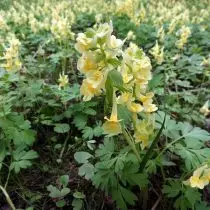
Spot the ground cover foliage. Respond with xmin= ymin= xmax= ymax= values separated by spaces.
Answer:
xmin=0 ymin=0 xmax=210 ymax=209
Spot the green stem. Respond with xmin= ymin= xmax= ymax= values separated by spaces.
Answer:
xmin=0 ymin=185 xmax=16 ymax=210
xmin=122 ymin=128 xmax=141 ymax=163
xmin=139 ymin=113 xmax=166 ymax=172
xmin=155 ymin=135 xmax=185 ymax=161
xmin=59 ymin=132 xmax=70 ymax=160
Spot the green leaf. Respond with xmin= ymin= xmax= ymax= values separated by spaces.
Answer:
xmin=73 ymin=114 xmax=88 ymax=130
xmin=13 ymin=129 xmax=36 ymax=146
xmin=107 ymin=69 xmax=127 ymax=92
xmin=82 ymin=127 xmax=94 ymax=139
xmin=59 ymin=175 xmax=69 ymax=187
xmin=74 ymin=152 xmax=92 ymax=164
xmin=115 ymin=158 xmax=124 ymax=173
xmin=93 ymin=126 xmax=103 ymax=137
xmin=73 ymin=191 xmax=86 ymax=199
xmin=84 ymin=108 xmax=96 ymax=115
xmin=0 ymin=140 xmax=6 ymax=170
xmin=129 ymin=173 xmax=148 ymax=188
xmin=72 ymin=198 xmax=83 ymax=210
xmin=10 ymin=160 xmax=32 ymax=173
xmin=78 ymin=163 xmax=95 ymax=180
xmin=22 ymin=150 xmax=38 ymax=160
xmin=54 ymin=123 xmax=70 ymax=133
xmin=56 ymin=200 xmax=66 ymax=208
xmin=174 ymin=144 xmax=210 ymax=171
xmin=95 ymin=138 xmax=115 ymax=160
xmin=163 ymin=180 xmax=182 ymax=198
xmin=60 ymin=187 xmax=70 ymax=197
xmin=174 ymin=195 xmax=191 ymax=210
xmin=47 ymin=185 xmax=61 ymax=198
xmin=120 ymin=186 xmax=137 ymax=205
xmin=112 ymin=188 xmax=127 ymax=210
xmin=185 ymin=188 xmax=201 ymax=207
xmin=107 ymin=58 xmax=121 ymax=67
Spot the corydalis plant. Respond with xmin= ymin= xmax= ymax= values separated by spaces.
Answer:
xmin=75 ymin=21 xmax=158 ymax=153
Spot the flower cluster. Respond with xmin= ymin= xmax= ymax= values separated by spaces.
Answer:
xmin=149 ymin=41 xmax=164 ymax=65
xmin=51 ymin=11 xmax=74 ymax=41
xmin=0 ymin=36 xmax=22 ymax=72
xmin=184 ymin=165 xmax=210 ymax=189
xmin=176 ymin=26 xmax=191 ymax=49
xmin=75 ymin=22 xmax=157 ymax=148
xmin=58 ymin=73 xmax=69 ymax=89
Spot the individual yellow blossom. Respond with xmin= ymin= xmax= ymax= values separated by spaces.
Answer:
xmin=117 ymin=92 xmax=133 ymax=104
xmin=107 ymin=35 xmax=123 ymax=50
xmin=80 ymin=79 xmax=101 ymax=101
xmin=106 ymin=35 xmax=124 ymax=58
xmin=200 ymin=100 xmax=210 ymax=116
xmin=86 ymin=70 xmax=104 ymax=88
xmin=139 ymin=92 xmax=154 ymax=102
xmin=127 ymin=31 xmax=136 ymax=40
xmin=134 ymin=131 xmax=149 ymax=150
xmin=143 ymin=99 xmax=158 ymax=113
xmin=185 ymin=165 xmax=210 ymax=189
xmin=95 ymin=21 xmax=113 ymax=43
xmin=77 ymin=51 xmax=98 ymax=74
xmin=127 ymin=102 xmax=144 ymax=113
xmin=139 ymin=93 xmax=158 ymax=113
xmin=149 ymin=41 xmax=164 ymax=65
xmin=121 ymin=64 xmax=133 ymax=84
xmin=75 ymin=33 xmax=96 ymax=53
xmin=58 ymin=73 xmax=69 ymax=88
xmin=103 ymin=92 xmax=122 ymax=136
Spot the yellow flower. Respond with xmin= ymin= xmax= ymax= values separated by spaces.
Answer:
xmin=77 ymin=51 xmax=98 ymax=74
xmin=1 ymin=37 xmax=22 ymax=71
xmin=121 ymin=64 xmax=133 ymax=84
xmin=127 ymin=31 xmax=136 ymax=40
xmin=143 ymin=99 xmax=158 ymax=113
xmin=134 ymin=131 xmax=149 ymax=150
xmin=157 ymin=26 xmax=165 ymax=42
xmin=80 ymin=79 xmax=101 ymax=101
xmin=117 ymin=92 xmax=132 ymax=104
xmin=133 ymin=57 xmax=152 ymax=81
xmin=86 ymin=70 xmax=104 ymax=88
xmin=189 ymin=165 xmax=209 ymax=189
xmin=58 ymin=73 xmax=69 ymax=88
xmin=134 ymin=119 xmax=150 ymax=149
xmin=107 ymin=35 xmax=123 ymax=49
xmin=200 ymin=100 xmax=210 ymax=116
xmin=138 ymin=92 xmax=158 ymax=113
xmin=176 ymin=26 xmax=191 ymax=49
xmin=95 ymin=14 xmax=103 ymax=23
xmin=96 ymin=21 xmax=113 ymax=43
xmin=149 ymin=41 xmax=164 ymax=65
xmin=139 ymin=92 xmax=154 ymax=102
xmin=201 ymin=57 xmax=210 ymax=67
xmin=103 ymin=92 xmax=122 ymax=136
xmin=127 ymin=102 xmax=144 ymax=113
xmin=75 ymin=33 xmax=96 ymax=53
